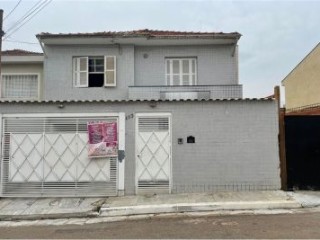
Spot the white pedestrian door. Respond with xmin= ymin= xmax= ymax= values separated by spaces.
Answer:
xmin=135 ymin=113 xmax=171 ymax=194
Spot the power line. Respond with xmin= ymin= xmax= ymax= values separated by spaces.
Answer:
xmin=4 ymin=0 xmax=52 ymax=40
xmin=3 ymin=39 xmax=39 ymax=45
xmin=5 ymin=0 xmax=44 ymax=33
xmin=5 ymin=0 xmax=52 ymax=39
xmin=4 ymin=0 xmax=48 ymax=37
xmin=3 ymin=0 xmax=23 ymax=21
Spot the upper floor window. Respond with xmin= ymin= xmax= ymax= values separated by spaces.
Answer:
xmin=1 ymin=74 xmax=39 ymax=99
xmin=166 ymin=58 xmax=197 ymax=86
xmin=73 ymin=56 xmax=116 ymax=88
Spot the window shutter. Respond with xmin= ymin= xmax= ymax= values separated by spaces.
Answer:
xmin=73 ymin=57 xmax=88 ymax=87
xmin=104 ymin=56 xmax=116 ymax=87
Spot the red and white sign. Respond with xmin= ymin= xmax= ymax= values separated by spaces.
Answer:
xmin=87 ymin=121 xmax=118 ymax=158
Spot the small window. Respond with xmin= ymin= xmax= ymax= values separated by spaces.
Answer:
xmin=73 ymin=56 xmax=116 ymax=88
xmin=88 ymin=57 xmax=104 ymax=87
xmin=1 ymin=74 xmax=39 ymax=99
xmin=187 ymin=136 xmax=195 ymax=143
xmin=166 ymin=58 xmax=197 ymax=86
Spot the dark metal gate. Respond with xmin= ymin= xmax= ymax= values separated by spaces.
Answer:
xmin=285 ymin=116 xmax=320 ymax=190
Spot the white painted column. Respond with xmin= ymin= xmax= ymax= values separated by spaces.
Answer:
xmin=118 ymin=112 xmax=125 ymax=196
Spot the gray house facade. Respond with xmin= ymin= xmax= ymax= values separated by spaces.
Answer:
xmin=38 ymin=30 xmax=242 ymax=101
xmin=0 ymin=30 xmax=281 ymax=197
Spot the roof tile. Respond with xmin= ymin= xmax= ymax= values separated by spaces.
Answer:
xmin=37 ymin=29 xmax=241 ymax=39
xmin=1 ymin=49 xmax=43 ymax=56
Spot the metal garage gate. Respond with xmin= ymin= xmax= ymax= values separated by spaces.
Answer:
xmin=285 ymin=115 xmax=320 ymax=190
xmin=1 ymin=115 xmax=118 ymax=197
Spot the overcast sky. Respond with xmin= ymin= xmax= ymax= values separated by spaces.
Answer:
xmin=1 ymin=0 xmax=319 ymax=101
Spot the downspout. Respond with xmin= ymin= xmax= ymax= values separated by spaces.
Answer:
xmin=231 ymin=43 xmax=237 ymax=57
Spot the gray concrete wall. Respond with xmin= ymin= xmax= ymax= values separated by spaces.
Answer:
xmin=0 ymin=100 xmax=280 ymax=195
xmin=43 ymin=44 xmax=239 ymax=101
xmin=134 ymin=45 xmax=238 ymax=86
xmin=43 ymin=45 xmax=135 ymax=100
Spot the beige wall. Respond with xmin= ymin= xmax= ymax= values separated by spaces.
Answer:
xmin=1 ymin=63 xmax=44 ymax=100
xmin=283 ymin=44 xmax=320 ymax=110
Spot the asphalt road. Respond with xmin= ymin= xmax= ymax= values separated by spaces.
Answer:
xmin=1 ymin=212 xmax=320 ymax=239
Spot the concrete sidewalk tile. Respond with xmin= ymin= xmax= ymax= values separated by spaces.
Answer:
xmin=187 ymin=193 xmax=215 ymax=203
xmin=259 ymin=191 xmax=288 ymax=201
xmin=0 ymin=198 xmax=39 ymax=218
xmin=20 ymin=198 xmax=53 ymax=215
xmin=59 ymin=198 xmax=84 ymax=208
xmin=1 ymin=198 xmax=37 ymax=211
xmin=290 ymin=191 xmax=320 ymax=208
xmin=136 ymin=195 xmax=165 ymax=205
xmin=104 ymin=195 xmax=139 ymax=207
xmin=211 ymin=191 xmax=242 ymax=202
xmin=82 ymin=198 xmax=106 ymax=209
xmin=134 ymin=193 xmax=190 ymax=205
xmin=233 ymin=191 xmax=277 ymax=201
xmin=0 ymin=221 xmax=14 ymax=227
xmin=101 ymin=204 xmax=177 ymax=217
xmin=154 ymin=193 xmax=190 ymax=204
xmin=0 ymin=199 xmax=14 ymax=210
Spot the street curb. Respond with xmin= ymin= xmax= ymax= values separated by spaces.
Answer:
xmin=0 ymin=210 xmax=99 ymax=221
xmin=100 ymin=200 xmax=302 ymax=217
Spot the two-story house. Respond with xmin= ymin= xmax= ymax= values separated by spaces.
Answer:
xmin=0 ymin=30 xmax=281 ymax=197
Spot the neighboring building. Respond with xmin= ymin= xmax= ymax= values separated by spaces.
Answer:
xmin=282 ymin=42 xmax=320 ymax=111
xmin=1 ymin=49 xmax=44 ymax=100
xmin=0 ymin=30 xmax=281 ymax=197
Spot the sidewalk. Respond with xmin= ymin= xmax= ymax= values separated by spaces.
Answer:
xmin=0 ymin=190 xmax=319 ymax=221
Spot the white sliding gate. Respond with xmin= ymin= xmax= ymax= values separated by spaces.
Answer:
xmin=0 ymin=114 xmax=123 ymax=197
xmin=135 ymin=113 xmax=172 ymax=195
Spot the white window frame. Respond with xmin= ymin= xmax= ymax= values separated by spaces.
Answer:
xmin=73 ymin=56 xmax=116 ymax=88
xmin=165 ymin=58 xmax=197 ymax=86
xmin=0 ymin=73 xmax=40 ymax=100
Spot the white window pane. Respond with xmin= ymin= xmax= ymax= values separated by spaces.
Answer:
xmin=165 ymin=58 xmax=197 ymax=86
xmin=182 ymin=60 xmax=189 ymax=74
xmin=192 ymin=60 xmax=196 ymax=73
xmin=183 ymin=75 xmax=189 ymax=85
xmin=166 ymin=75 xmax=170 ymax=85
xmin=166 ymin=61 xmax=170 ymax=74
xmin=2 ymin=75 xmax=38 ymax=99
xmin=96 ymin=58 xmax=104 ymax=66
xmin=96 ymin=66 xmax=104 ymax=72
xmin=172 ymin=60 xmax=179 ymax=74
xmin=89 ymin=57 xmax=104 ymax=73
xmin=173 ymin=75 xmax=180 ymax=85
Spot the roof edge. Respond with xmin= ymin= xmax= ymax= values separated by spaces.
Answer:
xmin=0 ymin=98 xmax=274 ymax=104
xmin=36 ymin=30 xmax=241 ymax=40
xmin=281 ymin=42 xmax=320 ymax=85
